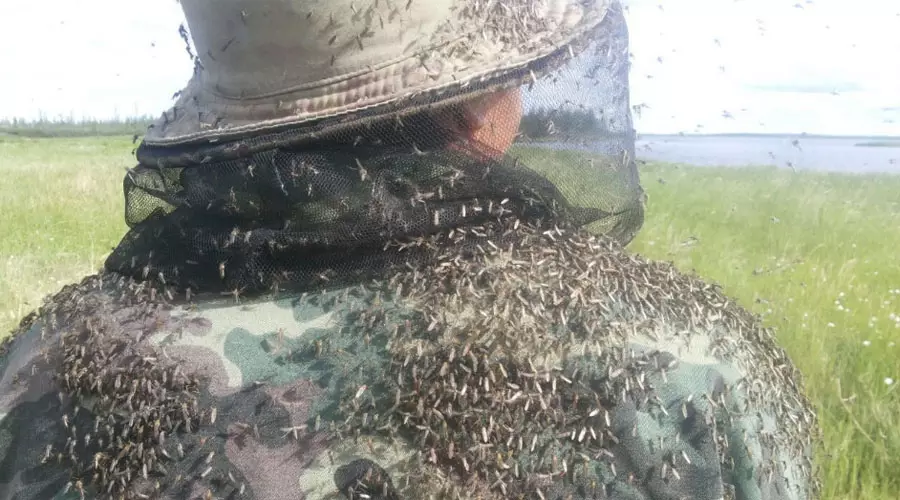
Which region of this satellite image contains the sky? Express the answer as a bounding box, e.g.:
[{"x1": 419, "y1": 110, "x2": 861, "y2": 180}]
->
[{"x1": 0, "y1": 0, "x2": 897, "y2": 136}]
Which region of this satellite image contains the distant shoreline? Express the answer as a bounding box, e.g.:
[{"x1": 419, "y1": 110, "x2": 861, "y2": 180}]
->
[
  {"x1": 853, "y1": 141, "x2": 900, "y2": 148},
  {"x1": 1, "y1": 119, "x2": 898, "y2": 143},
  {"x1": 638, "y1": 133, "x2": 900, "y2": 141}
]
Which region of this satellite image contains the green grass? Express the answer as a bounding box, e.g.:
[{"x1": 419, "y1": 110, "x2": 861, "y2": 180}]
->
[
  {"x1": 1, "y1": 136, "x2": 899, "y2": 499},
  {"x1": 0, "y1": 136, "x2": 129, "y2": 327},
  {"x1": 629, "y1": 161, "x2": 900, "y2": 500}
]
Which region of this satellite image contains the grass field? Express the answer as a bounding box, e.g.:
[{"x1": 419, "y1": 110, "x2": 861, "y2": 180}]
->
[{"x1": 1, "y1": 134, "x2": 899, "y2": 499}]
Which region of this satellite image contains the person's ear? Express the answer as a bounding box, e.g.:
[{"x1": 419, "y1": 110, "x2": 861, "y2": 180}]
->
[{"x1": 459, "y1": 88, "x2": 523, "y2": 155}]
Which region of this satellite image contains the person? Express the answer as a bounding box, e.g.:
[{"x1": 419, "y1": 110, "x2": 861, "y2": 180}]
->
[{"x1": 0, "y1": 0, "x2": 820, "y2": 499}]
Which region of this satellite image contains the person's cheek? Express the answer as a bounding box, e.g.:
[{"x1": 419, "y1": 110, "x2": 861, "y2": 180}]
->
[{"x1": 470, "y1": 89, "x2": 523, "y2": 157}]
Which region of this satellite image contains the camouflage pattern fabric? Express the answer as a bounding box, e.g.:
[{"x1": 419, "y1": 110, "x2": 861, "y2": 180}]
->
[{"x1": 0, "y1": 221, "x2": 819, "y2": 500}]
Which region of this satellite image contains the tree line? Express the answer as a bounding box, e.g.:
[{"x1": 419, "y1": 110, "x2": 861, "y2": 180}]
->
[{"x1": 518, "y1": 107, "x2": 610, "y2": 141}]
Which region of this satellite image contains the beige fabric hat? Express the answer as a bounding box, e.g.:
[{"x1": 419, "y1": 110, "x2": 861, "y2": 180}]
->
[{"x1": 144, "y1": 0, "x2": 611, "y2": 146}]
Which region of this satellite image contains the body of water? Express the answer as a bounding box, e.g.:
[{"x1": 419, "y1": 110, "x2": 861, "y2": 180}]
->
[{"x1": 538, "y1": 135, "x2": 900, "y2": 174}]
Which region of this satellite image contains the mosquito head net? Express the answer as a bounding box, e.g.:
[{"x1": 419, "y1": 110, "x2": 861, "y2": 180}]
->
[{"x1": 104, "y1": 1, "x2": 645, "y2": 298}]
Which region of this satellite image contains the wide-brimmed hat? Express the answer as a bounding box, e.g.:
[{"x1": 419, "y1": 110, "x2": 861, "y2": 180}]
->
[{"x1": 143, "y1": 0, "x2": 612, "y2": 147}]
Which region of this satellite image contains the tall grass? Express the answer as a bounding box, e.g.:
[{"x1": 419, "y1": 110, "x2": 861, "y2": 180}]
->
[
  {"x1": 627, "y1": 161, "x2": 900, "y2": 500},
  {"x1": 0, "y1": 135, "x2": 898, "y2": 499},
  {"x1": 0, "y1": 135, "x2": 129, "y2": 327}
]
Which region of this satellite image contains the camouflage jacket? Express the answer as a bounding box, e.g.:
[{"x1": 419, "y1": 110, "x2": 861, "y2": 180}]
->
[{"x1": 0, "y1": 225, "x2": 819, "y2": 500}]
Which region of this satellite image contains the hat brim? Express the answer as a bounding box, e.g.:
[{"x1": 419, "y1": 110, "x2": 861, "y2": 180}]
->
[{"x1": 142, "y1": 0, "x2": 613, "y2": 147}]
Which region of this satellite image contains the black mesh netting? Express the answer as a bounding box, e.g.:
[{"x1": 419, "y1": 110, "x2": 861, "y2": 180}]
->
[{"x1": 105, "y1": 4, "x2": 645, "y2": 297}]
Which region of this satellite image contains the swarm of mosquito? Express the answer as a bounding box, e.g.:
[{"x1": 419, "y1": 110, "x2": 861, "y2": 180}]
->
[
  {"x1": 337, "y1": 340, "x2": 655, "y2": 498},
  {"x1": 333, "y1": 458, "x2": 401, "y2": 500},
  {"x1": 31, "y1": 274, "x2": 214, "y2": 499},
  {"x1": 329, "y1": 209, "x2": 820, "y2": 499}
]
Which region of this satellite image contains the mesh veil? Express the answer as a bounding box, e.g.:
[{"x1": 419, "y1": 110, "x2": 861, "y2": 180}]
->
[{"x1": 105, "y1": 3, "x2": 644, "y2": 298}]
